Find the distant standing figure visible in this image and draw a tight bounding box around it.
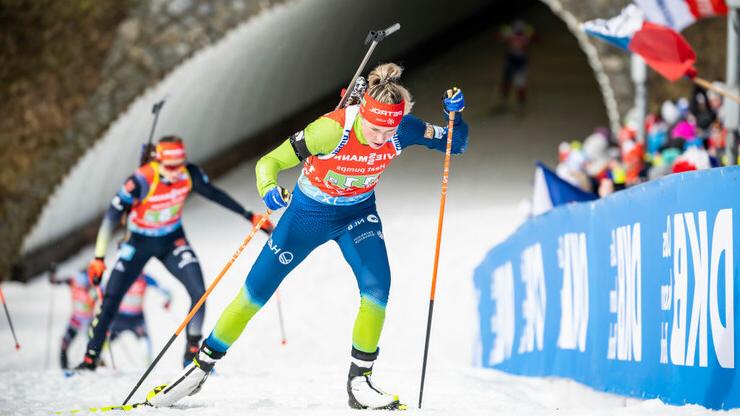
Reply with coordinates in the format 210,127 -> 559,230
499,20 -> 535,108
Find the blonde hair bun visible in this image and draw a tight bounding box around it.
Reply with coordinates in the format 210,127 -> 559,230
366,63 -> 414,114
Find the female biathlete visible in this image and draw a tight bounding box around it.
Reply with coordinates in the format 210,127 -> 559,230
76,136 -> 273,371
51,267 -> 170,369
149,63 -> 468,410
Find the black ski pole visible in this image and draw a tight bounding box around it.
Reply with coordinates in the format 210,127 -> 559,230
0,285 -> 20,350
45,263 -> 58,368
336,23 -> 401,110
119,98 -> 167,243
140,99 -> 167,166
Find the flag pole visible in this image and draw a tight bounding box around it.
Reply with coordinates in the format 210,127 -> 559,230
723,2 -> 740,164
692,77 -> 740,104
631,55 -> 648,143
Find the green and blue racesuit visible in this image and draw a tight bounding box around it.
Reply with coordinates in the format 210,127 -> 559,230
204,111 -> 468,358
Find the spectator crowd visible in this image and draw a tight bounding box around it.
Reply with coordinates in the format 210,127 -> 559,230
555,83 -> 733,198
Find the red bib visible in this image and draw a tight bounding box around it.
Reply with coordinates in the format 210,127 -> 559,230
119,275 -> 147,315
71,281 -> 95,318
302,105 -> 401,198
129,162 -> 192,230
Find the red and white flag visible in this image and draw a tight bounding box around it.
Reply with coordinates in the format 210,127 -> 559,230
634,0 -> 728,31
583,5 -> 698,81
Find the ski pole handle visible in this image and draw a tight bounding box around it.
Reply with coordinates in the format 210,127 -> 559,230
385,23 -> 401,36
364,23 -> 401,45
152,99 -> 166,115
140,98 -> 167,166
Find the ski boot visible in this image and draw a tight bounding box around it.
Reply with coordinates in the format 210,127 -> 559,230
346,348 -> 406,410
148,343 -> 223,407
183,335 -> 201,368
74,350 -> 99,371
60,348 -> 69,370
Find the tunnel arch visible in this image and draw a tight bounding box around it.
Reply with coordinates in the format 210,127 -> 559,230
9,0 -> 631,280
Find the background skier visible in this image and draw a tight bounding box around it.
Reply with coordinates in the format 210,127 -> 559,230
49,268 -> 96,369
76,136 -> 273,371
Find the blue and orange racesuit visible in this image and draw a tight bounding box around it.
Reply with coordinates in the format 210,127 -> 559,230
81,159 -> 268,367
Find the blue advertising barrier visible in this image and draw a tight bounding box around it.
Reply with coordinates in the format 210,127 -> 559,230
474,166 -> 739,410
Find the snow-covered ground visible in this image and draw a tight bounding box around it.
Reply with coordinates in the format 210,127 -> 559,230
1,5 -> 736,415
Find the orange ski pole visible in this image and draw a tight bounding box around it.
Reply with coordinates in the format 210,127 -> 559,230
122,210 -> 272,405
418,108 -> 457,409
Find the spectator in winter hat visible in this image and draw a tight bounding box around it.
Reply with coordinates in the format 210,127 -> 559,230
582,132 -> 610,178
707,122 -> 726,157
661,100 -> 681,126
556,141 -> 591,192
672,147 -> 711,174
676,97 -> 690,119
671,120 -> 697,141
689,87 -> 716,131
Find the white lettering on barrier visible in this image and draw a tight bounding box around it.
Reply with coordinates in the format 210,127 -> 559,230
519,243 -> 546,354
489,262 -> 515,365
663,209 -> 734,369
557,233 -> 589,352
607,224 -> 642,362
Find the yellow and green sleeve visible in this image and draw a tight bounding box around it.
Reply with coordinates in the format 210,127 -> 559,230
254,114 -> 367,197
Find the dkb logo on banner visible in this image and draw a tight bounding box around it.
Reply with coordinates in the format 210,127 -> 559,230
660,209 -> 734,369
557,233 -> 589,352
608,223 -> 642,362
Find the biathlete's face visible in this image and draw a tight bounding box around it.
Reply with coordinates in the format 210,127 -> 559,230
159,158 -> 185,181
360,117 -> 398,149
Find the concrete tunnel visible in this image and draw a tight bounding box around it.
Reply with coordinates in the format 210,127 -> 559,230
12,0 -> 612,279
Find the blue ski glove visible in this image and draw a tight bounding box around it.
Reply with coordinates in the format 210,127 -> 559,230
443,87 -> 465,114
263,186 -> 291,210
